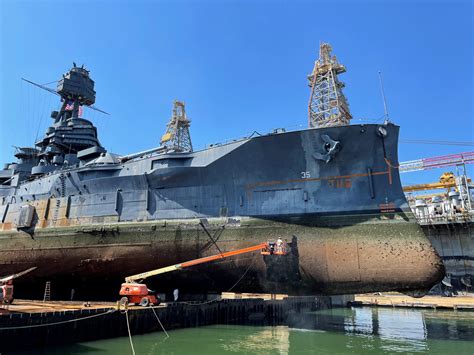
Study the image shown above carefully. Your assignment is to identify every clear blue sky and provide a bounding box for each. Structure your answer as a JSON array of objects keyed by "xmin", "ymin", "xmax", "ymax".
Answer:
[{"xmin": 0, "ymin": 0, "xmax": 472, "ymax": 185}]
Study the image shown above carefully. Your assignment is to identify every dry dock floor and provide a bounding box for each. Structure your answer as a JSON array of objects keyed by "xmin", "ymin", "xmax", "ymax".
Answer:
[{"xmin": 354, "ymin": 293, "xmax": 474, "ymax": 310}]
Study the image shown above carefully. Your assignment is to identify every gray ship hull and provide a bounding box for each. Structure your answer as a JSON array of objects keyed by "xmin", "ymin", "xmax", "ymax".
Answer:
[{"xmin": 0, "ymin": 123, "xmax": 444, "ymax": 297}]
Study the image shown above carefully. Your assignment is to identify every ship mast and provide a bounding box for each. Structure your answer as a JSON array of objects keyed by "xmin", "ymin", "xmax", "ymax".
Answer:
[
  {"xmin": 160, "ymin": 101, "xmax": 193, "ymax": 152},
  {"xmin": 22, "ymin": 63, "xmax": 108, "ymax": 172},
  {"xmin": 307, "ymin": 42, "xmax": 352, "ymax": 128}
]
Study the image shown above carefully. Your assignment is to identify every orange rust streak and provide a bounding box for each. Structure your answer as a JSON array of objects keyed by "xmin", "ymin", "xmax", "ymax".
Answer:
[
  {"xmin": 246, "ymin": 170, "xmax": 388, "ymax": 190},
  {"xmin": 181, "ymin": 243, "xmax": 267, "ymax": 268}
]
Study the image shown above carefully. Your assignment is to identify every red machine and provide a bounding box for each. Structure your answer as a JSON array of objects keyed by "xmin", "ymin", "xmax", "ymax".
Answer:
[
  {"xmin": 0, "ymin": 267, "xmax": 37, "ymax": 304},
  {"xmin": 119, "ymin": 241, "xmax": 287, "ymax": 306},
  {"xmin": 119, "ymin": 283, "xmax": 159, "ymax": 307}
]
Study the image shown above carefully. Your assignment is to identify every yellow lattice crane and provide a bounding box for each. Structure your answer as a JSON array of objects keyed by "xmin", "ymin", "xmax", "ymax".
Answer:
[
  {"xmin": 160, "ymin": 100, "xmax": 193, "ymax": 152},
  {"xmin": 307, "ymin": 42, "xmax": 352, "ymax": 128}
]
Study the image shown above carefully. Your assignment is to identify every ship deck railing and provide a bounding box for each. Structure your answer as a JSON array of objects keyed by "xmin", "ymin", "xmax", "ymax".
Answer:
[{"xmin": 414, "ymin": 211, "xmax": 473, "ymax": 225}]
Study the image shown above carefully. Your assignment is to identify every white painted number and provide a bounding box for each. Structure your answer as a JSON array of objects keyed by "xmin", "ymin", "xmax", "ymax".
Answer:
[{"xmin": 301, "ymin": 171, "xmax": 311, "ymax": 179}]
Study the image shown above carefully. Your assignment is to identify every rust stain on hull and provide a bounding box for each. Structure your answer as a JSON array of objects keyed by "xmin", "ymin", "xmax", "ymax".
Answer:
[{"xmin": 0, "ymin": 215, "xmax": 445, "ymax": 297}]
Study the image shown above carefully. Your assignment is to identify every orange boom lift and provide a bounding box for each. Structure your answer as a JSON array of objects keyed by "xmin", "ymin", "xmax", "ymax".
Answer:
[
  {"xmin": 119, "ymin": 241, "xmax": 287, "ymax": 306},
  {"xmin": 0, "ymin": 267, "xmax": 37, "ymax": 304}
]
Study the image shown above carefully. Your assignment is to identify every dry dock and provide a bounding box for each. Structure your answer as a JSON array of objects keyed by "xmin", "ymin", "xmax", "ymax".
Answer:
[
  {"xmin": 0, "ymin": 295, "xmax": 338, "ymax": 352},
  {"xmin": 352, "ymin": 293, "xmax": 474, "ymax": 310}
]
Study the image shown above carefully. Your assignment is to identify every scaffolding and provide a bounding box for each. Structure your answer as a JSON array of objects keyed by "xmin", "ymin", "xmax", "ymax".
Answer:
[
  {"xmin": 307, "ymin": 43, "xmax": 352, "ymax": 128},
  {"xmin": 160, "ymin": 101, "xmax": 193, "ymax": 152}
]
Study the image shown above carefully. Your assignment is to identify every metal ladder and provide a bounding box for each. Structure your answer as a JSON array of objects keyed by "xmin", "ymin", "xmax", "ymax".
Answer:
[{"xmin": 43, "ymin": 281, "xmax": 51, "ymax": 302}]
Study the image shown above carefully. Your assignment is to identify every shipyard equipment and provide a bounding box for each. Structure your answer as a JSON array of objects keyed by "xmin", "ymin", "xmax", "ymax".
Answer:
[
  {"xmin": 160, "ymin": 101, "xmax": 193, "ymax": 152},
  {"xmin": 120, "ymin": 241, "xmax": 287, "ymax": 306},
  {"xmin": 0, "ymin": 267, "xmax": 37, "ymax": 304},
  {"xmin": 399, "ymin": 151, "xmax": 474, "ymax": 173},
  {"xmin": 307, "ymin": 43, "xmax": 352, "ymax": 128},
  {"xmin": 401, "ymin": 154, "xmax": 474, "ymax": 292},
  {"xmin": 401, "ymin": 152, "xmax": 474, "ymax": 212},
  {"xmin": 403, "ymin": 172, "xmax": 471, "ymax": 192}
]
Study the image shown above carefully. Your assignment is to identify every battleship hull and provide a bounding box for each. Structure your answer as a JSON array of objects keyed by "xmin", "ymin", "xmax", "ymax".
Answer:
[{"xmin": 0, "ymin": 123, "xmax": 444, "ymax": 297}]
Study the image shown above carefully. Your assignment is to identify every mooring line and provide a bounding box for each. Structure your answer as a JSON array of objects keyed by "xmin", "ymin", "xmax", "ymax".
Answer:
[
  {"xmin": 0, "ymin": 308, "xmax": 116, "ymax": 330},
  {"xmin": 125, "ymin": 309, "xmax": 136, "ymax": 355},
  {"xmin": 149, "ymin": 305, "xmax": 169, "ymax": 338}
]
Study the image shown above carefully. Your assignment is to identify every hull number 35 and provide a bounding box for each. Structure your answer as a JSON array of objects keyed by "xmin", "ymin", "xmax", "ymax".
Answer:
[{"xmin": 301, "ymin": 171, "xmax": 311, "ymax": 179}]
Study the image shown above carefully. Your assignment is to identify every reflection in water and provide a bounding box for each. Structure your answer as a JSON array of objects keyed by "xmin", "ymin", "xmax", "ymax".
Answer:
[
  {"xmin": 221, "ymin": 326, "xmax": 290, "ymax": 354},
  {"xmin": 378, "ymin": 308, "xmax": 427, "ymax": 353},
  {"xmin": 345, "ymin": 308, "xmax": 428, "ymax": 353},
  {"xmin": 286, "ymin": 307, "xmax": 473, "ymax": 354},
  {"xmin": 38, "ymin": 307, "xmax": 474, "ymax": 354}
]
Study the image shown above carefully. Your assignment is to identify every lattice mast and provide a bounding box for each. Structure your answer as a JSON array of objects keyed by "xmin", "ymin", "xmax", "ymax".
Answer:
[
  {"xmin": 307, "ymin": 43, "xmax": 352, "ymax": 128},
  {"xmin": 160, "ymin": 101, "xmax": 193, "ymax": 152}
]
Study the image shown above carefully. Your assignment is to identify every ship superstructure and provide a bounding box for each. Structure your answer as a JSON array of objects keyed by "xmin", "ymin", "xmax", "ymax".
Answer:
[{"xmin": 0, "ymin": 46, "xmax": 444, "ymax": 299}]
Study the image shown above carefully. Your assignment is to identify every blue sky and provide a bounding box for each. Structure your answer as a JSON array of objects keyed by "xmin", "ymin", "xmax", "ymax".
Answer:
[{"xmin": 0, "ymin": 0, "xmax": 472, "ymax": 185}]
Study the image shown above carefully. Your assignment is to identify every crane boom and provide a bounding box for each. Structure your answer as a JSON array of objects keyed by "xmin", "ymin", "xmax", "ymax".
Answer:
[
  {"xmin": 125, "ymin": 243, "xmax": 268, "ymax": 283},
  {"xmin": 0, "ymin": 266, "xmax": 37, "ymax": 284}
]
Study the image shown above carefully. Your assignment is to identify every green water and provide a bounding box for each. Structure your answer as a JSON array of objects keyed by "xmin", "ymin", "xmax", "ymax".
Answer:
[{"xmin": 36, "ymin": 307, "xmax": 474, "ymax": 354}]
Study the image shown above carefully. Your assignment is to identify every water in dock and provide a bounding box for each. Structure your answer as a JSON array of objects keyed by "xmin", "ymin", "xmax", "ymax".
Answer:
[{"xmin": 29, "ymin": 307, "xmax": 473, "ymax": 354}]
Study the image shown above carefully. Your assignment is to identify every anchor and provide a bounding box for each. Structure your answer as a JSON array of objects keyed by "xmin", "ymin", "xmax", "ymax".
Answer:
[{"xmin": 313, "ymin": 134, "xmax": 341, "ymax": 163}]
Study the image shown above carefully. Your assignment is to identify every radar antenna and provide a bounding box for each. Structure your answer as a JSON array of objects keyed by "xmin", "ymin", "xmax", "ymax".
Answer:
[
  {"xmin": 307, "ymin": 42, "xmax": 352, "ymax": 128},
  {"xmin": 160, "ymin": 101, "xmax": 193, "ymax": 152}
]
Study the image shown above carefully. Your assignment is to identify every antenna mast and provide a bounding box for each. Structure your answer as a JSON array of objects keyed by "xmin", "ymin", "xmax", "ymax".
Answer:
[
  {"xmin": 160, "ymin": 101, "xmax": 193, "ymax": 152},
  {"xmin": 378, "ymin": 71, "xmax": 390, "ymax": 123},
  {"xmin": 307, "ymin": 42, "xmax": 352, "ymax": 128}
]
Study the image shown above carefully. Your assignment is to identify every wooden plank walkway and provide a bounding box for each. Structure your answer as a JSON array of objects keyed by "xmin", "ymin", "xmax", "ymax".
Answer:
[
  {"xmin": 353, "ymin": 293, "xmax": 474, "ymax": 310},
  {"xmin": 0, "ymin": 299, "xmax": 165, "ymax": 314}
]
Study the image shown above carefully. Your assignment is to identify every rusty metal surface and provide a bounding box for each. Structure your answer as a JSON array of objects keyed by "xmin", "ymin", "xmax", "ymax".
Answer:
[{"xmin": 0, "ymin": 215, "xmax": 444, "ymax": 298}]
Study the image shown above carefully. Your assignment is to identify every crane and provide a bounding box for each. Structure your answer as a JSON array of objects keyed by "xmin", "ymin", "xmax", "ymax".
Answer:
[
  {"xmin": 119, "ymin": 241, "xmax": 287, "ymax": 307},
  {"xmin": 307, "ymin": 42, "xmax": 352, "ymax": 128},
  {"xmin": 160, "ymin": 100, "xmax": 193, "ymax": 152}
]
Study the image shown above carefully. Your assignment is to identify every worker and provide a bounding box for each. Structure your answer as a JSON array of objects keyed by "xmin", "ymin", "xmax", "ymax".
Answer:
[
  {"xmin": 173, "ymin": 288, "xmax": 179, "ymax": 302},
  {"xmin": 276, "ymin": 238, "xmax": 283, "ymax": 253},
  {"xmin": 70, "ymin": 288, "xmax": 75, "ymax": 301}
]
